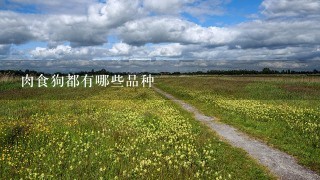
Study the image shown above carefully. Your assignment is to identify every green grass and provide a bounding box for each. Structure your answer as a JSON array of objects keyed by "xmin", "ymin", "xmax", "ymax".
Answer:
[
  {"xmin": 0, "ymin": 79, "xmax": 274, "ymax": 179},
  {"xmin": 156, "ymin": 75, "xmax": 320, "ymax": 174}
]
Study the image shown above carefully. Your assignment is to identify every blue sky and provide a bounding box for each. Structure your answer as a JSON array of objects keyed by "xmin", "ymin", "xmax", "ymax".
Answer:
[{"xmin": 0, "ymin": 0, "xmax": 320, "ymax": 70}]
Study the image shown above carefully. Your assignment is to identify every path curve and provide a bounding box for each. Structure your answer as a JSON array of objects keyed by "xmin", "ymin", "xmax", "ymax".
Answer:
[{"xmin": 153, "ymin": 87, "xmax": 320, "ymax": 180}]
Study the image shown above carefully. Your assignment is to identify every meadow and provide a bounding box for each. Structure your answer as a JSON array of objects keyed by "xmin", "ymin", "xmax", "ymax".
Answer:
[
  {"xmin": 156, "ymin": 75, "xmax": 320, "ymax": 174},
  {"xmin": 0, "ymin": 76, "xmax": 273, "ymax": 179}
]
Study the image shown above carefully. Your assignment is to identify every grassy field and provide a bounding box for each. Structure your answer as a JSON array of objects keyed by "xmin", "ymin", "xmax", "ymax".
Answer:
[
  {"xmin": 156, "ymin": 75, "xmax": 320, "ymax": 174},
  {"xmin": 0, "ymin": 78, "xmax": 273, "ymax": 179}
]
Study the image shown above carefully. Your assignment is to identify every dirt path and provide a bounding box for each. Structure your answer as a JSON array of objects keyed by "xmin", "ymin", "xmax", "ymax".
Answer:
[{"xmin": 153, "ymin": 87, "xmax": 320, "ymax": 180}]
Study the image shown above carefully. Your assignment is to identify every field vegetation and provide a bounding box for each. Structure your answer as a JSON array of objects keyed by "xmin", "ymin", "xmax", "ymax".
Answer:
[
  {"xmin": 156, "ymin": 75, "xmax": 320, "ymax": 174},
  {"xmin": 0, "ymin": 77, "xmax": 273, "ymax": 179}
]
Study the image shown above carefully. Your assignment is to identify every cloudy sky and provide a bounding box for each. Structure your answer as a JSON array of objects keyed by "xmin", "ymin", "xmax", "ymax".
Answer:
[{"xmin": 0, "ymin": 0, "xmax": 320, "ymax": 71}]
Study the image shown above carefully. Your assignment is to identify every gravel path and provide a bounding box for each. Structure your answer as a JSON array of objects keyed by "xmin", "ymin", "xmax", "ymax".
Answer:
[{"xmin": 154, "ymin": 87, "xmax": 320, "ymax": 180}]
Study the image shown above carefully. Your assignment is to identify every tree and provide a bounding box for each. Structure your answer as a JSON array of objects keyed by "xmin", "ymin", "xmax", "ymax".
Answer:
[{"xmin": 262, "ymin": 68, "xmax": 272, "ymax": 74}]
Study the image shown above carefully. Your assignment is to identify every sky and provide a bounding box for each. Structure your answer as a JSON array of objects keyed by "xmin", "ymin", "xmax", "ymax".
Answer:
[{"xmin": 0, "ymin": 0, "xmax": 320, "ymax": 71}]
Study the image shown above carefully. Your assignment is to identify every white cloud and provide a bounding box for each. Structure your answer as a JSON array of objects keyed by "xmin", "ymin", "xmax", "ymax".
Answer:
[
  {"xmin": 44, "ymin": 15, "xmax": 110, "ymax": 47},
  {"xmin": 30, "ymin": 45, "xmax": 92, "ymax": 60},
  {"xmin": 232, "ymin": 19, "xmax": 320, "ymax": 49},
  {"xmin": 143, "ymin": 0, "xmax": 192, "ymax": 14},
  {"xmin": 0, "ymin": 11, "xmax": 107, "ymax": 46},
  {"xmin": 257, "ymin": 61, "xmax": 307, "ymax": 69},
  {"xmin": 0, "ymin": 0, "xmax": 149, "ymax": 47},
  {"xmin": 191, "ymin": 45, "xmax": 320, "ymax": 61},
  {"xmin": 0, "ymin": 11, "xmax": 35, "ymax": 44},
  {"xmin": 28, "ymin": 42, "xmax": 320, "ymax": 61},
  {"xmin": 110, "ymin": 43, "xmax": 135, "ymax": 55},
  {"xmin": 88, "ymin": 0, "xmax": 145, "ymax": 27},
  {"xmin": 261, "ymin": 0, "xmax": 320, "ymax": 18},
  {"xmin": 143, "ymin": 0, "xmax": 227, "ymax": 18},
  {"xmin": 149, "ymin": 43, "xmax": 184, "ymax": 57},
  {"xmin": 1, "ymin": 0, "xmax": 320, "ymax": 61},
  {"xmin": 118, "ymin": 17, "xmax": 237, "ymax": 46}
]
